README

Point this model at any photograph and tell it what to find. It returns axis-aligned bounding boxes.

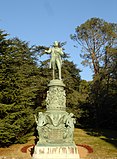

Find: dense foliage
[0,31,41,146]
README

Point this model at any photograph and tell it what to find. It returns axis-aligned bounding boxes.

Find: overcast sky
[0,0,117,81]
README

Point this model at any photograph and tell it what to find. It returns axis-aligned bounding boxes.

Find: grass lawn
[0,128,117,159]
[74,128,117,158]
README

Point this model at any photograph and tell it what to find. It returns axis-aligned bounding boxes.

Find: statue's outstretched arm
[45,48,51,53]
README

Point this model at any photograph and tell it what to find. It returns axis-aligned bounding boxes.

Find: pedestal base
[32,145,80,159]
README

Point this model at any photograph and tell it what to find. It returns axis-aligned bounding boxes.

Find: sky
[0,0,117,81]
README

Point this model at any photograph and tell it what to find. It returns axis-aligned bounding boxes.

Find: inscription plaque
[48,129,63,142]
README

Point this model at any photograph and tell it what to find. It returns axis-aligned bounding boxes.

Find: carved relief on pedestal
[34,80,76,145]
[46,85,66,111]
[34,111,76,145]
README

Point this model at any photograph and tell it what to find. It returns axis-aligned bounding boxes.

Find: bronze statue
[45,41,64,80]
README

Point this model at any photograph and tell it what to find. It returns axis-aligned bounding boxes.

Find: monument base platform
[32,145,80,159]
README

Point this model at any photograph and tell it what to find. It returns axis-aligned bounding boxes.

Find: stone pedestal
[32,80,80,159]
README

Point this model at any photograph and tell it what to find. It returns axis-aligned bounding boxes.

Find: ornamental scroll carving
[46,86,66,111]
[34,112,76,144]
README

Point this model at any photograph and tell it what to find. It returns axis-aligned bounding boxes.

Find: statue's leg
[53,69,55,79]
[57,60,61,80]
[53,63,55,79]
[59,67,61,80]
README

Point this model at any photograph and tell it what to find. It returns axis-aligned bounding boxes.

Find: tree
[71,17,117,75]
[71,18,117,129]
[0,30,40,146]
[62,60,81,108]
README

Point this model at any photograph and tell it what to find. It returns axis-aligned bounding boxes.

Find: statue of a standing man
[45,41,64,80]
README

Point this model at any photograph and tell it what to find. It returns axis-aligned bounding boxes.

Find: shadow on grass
[83,128,117,148]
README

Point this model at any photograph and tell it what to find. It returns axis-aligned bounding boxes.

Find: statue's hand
[45,48,51,54]
[45,50,48,53]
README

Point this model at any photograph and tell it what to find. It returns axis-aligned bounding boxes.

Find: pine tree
[0,30,40,146]
[71,18,117,129]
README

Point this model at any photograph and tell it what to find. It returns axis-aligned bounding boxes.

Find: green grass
[0,128,116,159]
[74,128,117,158]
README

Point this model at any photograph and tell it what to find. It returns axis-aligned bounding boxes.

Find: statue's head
[53,41,59,47]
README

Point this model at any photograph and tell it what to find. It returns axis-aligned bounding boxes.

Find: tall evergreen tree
[0,30,40,146]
